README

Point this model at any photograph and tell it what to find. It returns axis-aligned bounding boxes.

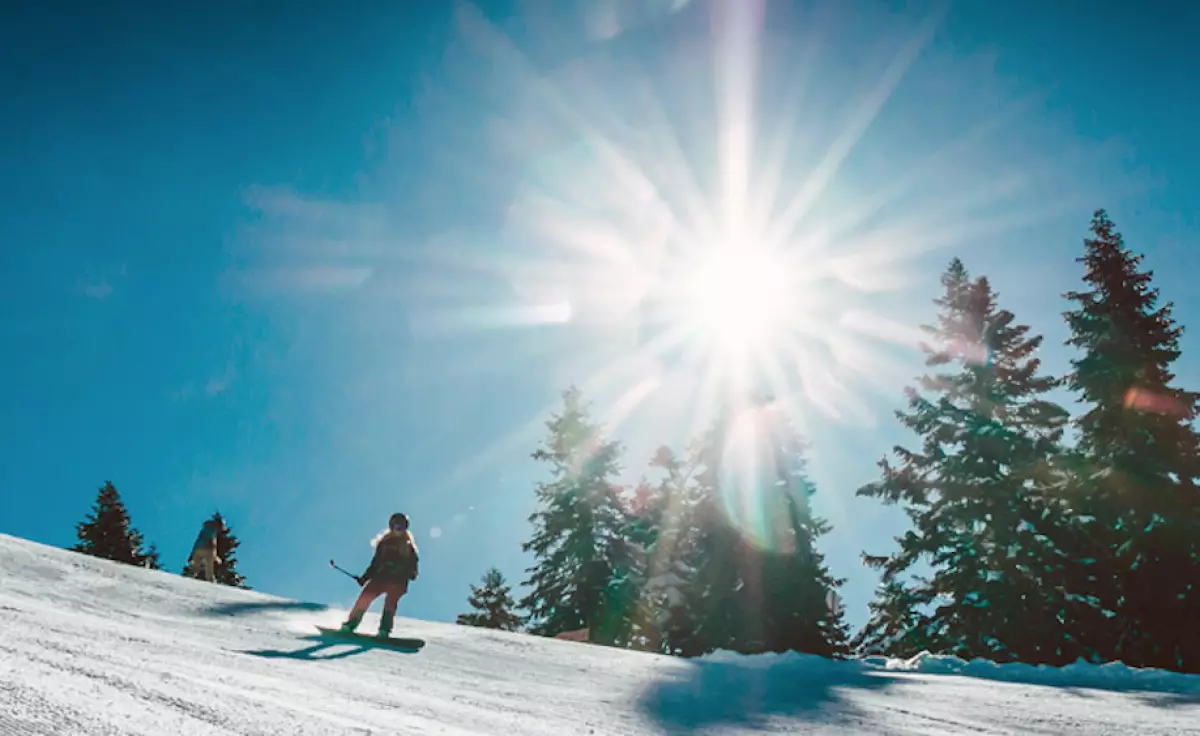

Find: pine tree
[457,568,524,631]
[211,513,249,588]
[856,259,1078,664]
[631,445,708,656]
[652,400,852,659]
[520,387,640,646]
[677,414,754,655]
[751,406,852,658]
[72,481,157,567]
[1062,209,1200,673]
[182,512,250,588]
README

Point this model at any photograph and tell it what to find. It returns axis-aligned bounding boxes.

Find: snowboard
[315,626,425,650]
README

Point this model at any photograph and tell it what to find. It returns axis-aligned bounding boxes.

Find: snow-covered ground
[2,533,1197,735]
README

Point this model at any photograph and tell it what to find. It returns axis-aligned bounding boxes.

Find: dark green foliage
[519,387,640,646]
[1062,209,1200,672]
[457,568,524,631]
[629,446,708,656]
[639,405,850,659]
[72,481,159,568]
[856,259,1079,664]
[212,513,250,589]
[715,406,851,658]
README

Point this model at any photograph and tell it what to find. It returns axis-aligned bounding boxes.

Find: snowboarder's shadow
[242,634,420,662]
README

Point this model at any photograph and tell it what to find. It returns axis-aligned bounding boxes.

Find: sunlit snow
[2,534,1197,734]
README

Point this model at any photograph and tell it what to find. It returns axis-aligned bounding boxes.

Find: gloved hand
[355,576,366,587]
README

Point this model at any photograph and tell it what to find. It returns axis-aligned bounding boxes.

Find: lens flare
[712,402,814,552]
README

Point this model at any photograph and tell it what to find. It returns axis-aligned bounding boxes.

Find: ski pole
[328,559,359,582]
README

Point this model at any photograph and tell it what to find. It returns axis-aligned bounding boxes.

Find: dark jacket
[191,524,218,555]
[362,530,419,585]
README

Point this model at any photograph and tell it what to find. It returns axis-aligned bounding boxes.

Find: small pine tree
[520,386,640,646]
[457,568,524,631]
[72,481,157,567]
[1063,209,1200,673]
[182,512,250,588]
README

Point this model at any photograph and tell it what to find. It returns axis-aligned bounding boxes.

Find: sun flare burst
[242,0,1093,542]
[681,242,791,352]
[391,0,1006,500]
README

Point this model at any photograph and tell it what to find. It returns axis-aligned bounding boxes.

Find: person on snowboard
[338,512,420,638]
[187,518,222,582]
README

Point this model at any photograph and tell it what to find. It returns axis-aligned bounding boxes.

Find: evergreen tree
[658,400,850,659]
[752,406,852,658]
[211,513,249,588]
[457,568,524,631]
[856,259,1079,664]
[520,387,640,646]
[684,414,761,655]
[182,512,250,588]
[1063,209,1200,673]
[72,481,158,567]
[631,445,708,656]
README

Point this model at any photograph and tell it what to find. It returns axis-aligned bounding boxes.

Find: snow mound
[875,651,1200,694]
[2,533,1197,735]
[703,648,1200,695]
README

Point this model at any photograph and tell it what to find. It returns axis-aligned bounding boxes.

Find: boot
[340,611,364,634]
[377,610,394,639]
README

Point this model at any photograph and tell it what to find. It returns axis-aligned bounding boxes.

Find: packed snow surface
[1,533,1197,735]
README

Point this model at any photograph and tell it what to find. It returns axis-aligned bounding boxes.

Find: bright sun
[682,245,790,350]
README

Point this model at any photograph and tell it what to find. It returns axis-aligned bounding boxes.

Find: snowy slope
[1,534,1197,735]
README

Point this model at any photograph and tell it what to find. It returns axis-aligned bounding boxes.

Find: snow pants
[188,547,217,582]
[349,579,408,618]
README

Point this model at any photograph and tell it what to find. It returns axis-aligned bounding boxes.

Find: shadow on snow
[203,599,330,617]
[241,633,421,662]
[638,655,899,732]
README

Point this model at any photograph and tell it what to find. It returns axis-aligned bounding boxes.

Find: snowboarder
[187,519,222,582]
[338,512,420,638]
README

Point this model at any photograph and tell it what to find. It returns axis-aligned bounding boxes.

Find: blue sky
[2,0,1197,632]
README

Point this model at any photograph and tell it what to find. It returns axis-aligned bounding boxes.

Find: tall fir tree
[668,400,850,658]
[751,406,852,658]
[1063,209,1200,673]
[686,422,756,654]
[182,512,250,588]
[457,568,524,631]
[520,387,641,646]
[855,259,1079,664]
[72,481,158,567]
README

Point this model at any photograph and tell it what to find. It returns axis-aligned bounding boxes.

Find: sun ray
[765,4,949,250]
[328,0,1098,551]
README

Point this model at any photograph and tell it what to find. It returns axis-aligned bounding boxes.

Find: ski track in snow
[1,533,1198,735]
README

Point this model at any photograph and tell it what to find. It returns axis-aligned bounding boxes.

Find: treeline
[69,480,249,588]
[458,210,1200,674]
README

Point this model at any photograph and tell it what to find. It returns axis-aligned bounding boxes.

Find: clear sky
[2,0,1198,632]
